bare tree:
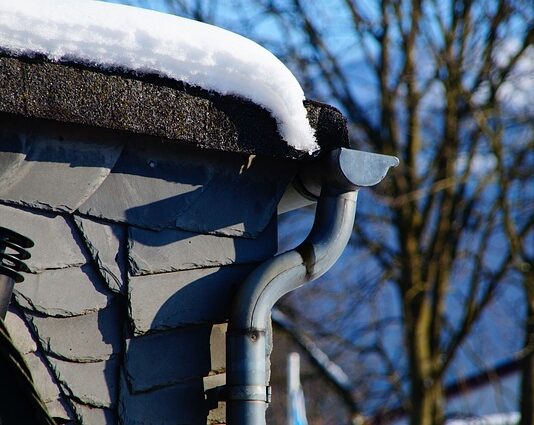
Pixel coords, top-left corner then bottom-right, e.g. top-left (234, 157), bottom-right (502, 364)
top-left (228, 3), bottom-right (534, 425)
top-left (126, 0), bottom-right (534, 423)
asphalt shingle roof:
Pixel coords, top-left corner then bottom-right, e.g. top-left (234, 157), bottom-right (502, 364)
top-left (0, 52), bottom-right (349, 160)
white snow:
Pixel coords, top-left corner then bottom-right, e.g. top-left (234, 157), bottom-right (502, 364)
top-left (0, 0), bottom-right (318, 153)
top-left (447, 412), bottom-right (519, 425)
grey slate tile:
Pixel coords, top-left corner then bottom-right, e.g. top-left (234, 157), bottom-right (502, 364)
top-left (72, 401), bottom-right (117, 425)
top-left (46, 398), bottom-right (76, 423)
top-left (172, 155), bottom-right (293, 237)
top-left (25, 302), bottom-right (123, 362)
top-left (128, 218), bottom-right (277, 276)
top-left (0, 122), bottom-right (123, 212)
top-left (22, 354), bottom-right (75, 421)
top-left (124, 324), bottom-right (226, 393)
top-left (14, 265), bottom-right (111, 317)
top-left (49, 356), bottom-right (119, 409)
top-left (0, 204), bottom-right (85, 271)
top-left (77, 144), bottom-right (220, 231)
top-left (78, 143), bottom-right (292, 237)
top-left (75, 216), bottom-right (127, 294)
top-left (128, 265), bottom-right (253, 335)
top-left (24, 351), bottom-right (64, 403)
top-left (4, 306), bottom-right (37, 354)
top-left (119, 372), bottom-right (208, 425)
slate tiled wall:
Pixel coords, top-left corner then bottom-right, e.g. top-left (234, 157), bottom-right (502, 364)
top-left (1, 122), bottom-right (291, 424)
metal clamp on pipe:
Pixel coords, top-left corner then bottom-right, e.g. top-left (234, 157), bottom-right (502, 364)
top-left (227, 385), bottom-right (271, 403)
top-left (226, 148), bottom-right (398, 425)
top-left (0, 227), bottom-right (34, 319)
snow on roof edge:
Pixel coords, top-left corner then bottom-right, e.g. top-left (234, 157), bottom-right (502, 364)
top-left (0, 0), bottom-right (319, 153)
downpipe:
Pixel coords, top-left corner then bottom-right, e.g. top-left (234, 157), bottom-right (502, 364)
top-left (226, 148), bottom-right (398, 425)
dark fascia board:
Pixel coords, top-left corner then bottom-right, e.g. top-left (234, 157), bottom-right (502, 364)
top-left (0, 52), bottom-right (349, 160)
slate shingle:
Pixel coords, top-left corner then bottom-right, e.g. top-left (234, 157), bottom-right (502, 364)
top-left (75, 216), bottom-right (128, 294)
top-left (128, 217), bottom-right (277, 276)
top-left (25, 302), bottom-right (123, 362)
top-left (0, 204), bottom-right (85, 272)
top-left (49, 356), bottom-right (120, 409)
top-left (4, 306), bottom-right (37, 354)
top-left (0, 119), bottom-right (123, 212)
top-left (46, 398), bottom-right (76, 422)
top-left (72, 401), bottom-right (117, 425)
top-left (24, 351), bottom-right (65, 403)
top-left (170, 155), bottom-right (293, 238)
top-left (14, 265), bottom-right (111, 317)
top-left (119, 372), bottom-right (209, 425)
top-left (124, 324), bottom-right (226, 393)
top-left (128, 265), bottom-right (253, 335)
top-left (76, 143), bottom-right (220, 230)
top-left (77, 143), bottom-right (291, 237)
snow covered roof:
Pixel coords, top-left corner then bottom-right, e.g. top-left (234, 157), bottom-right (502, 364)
top-left (0, 53), bottom-right (348, 159)
top-left (0, 0), bottom-right (321, 153)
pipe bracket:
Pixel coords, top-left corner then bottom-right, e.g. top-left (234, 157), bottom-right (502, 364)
top-left (227, 385), bottom-right (271, 403)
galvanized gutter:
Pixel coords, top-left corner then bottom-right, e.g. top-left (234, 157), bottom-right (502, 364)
top-left (226, 147), bottom-right (398, 425)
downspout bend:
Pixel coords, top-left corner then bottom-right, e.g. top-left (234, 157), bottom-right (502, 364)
top-left (226, 148), bottom-right (398, 425)
top-left (232, 187), bottom-right (357, 331)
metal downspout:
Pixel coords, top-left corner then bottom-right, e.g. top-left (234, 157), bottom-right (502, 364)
top-left (226, 148), bottom-right (398, 425)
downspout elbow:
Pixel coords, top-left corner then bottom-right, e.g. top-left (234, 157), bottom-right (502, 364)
top-left (231, 187), bottom-right (357, 331)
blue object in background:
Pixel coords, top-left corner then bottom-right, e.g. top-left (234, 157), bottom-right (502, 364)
top-left (288, 352), bottom-right (309, 425)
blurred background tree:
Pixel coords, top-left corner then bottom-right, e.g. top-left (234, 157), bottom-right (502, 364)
top-left (113, 1), bottom-right (533, 424)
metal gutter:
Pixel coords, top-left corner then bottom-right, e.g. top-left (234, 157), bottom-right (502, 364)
top-left (226, 147), bottom-right (398, 425)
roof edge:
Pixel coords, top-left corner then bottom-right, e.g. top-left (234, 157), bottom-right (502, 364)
top-left (0, 52), bottom-right (349, 160)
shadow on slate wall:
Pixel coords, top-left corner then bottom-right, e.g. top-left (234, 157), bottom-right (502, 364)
top-left (1, 113), bottom-right (289, 424)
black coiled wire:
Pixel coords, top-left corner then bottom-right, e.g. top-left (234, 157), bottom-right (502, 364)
top-left (0, 226), bottom-right (34, 283)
